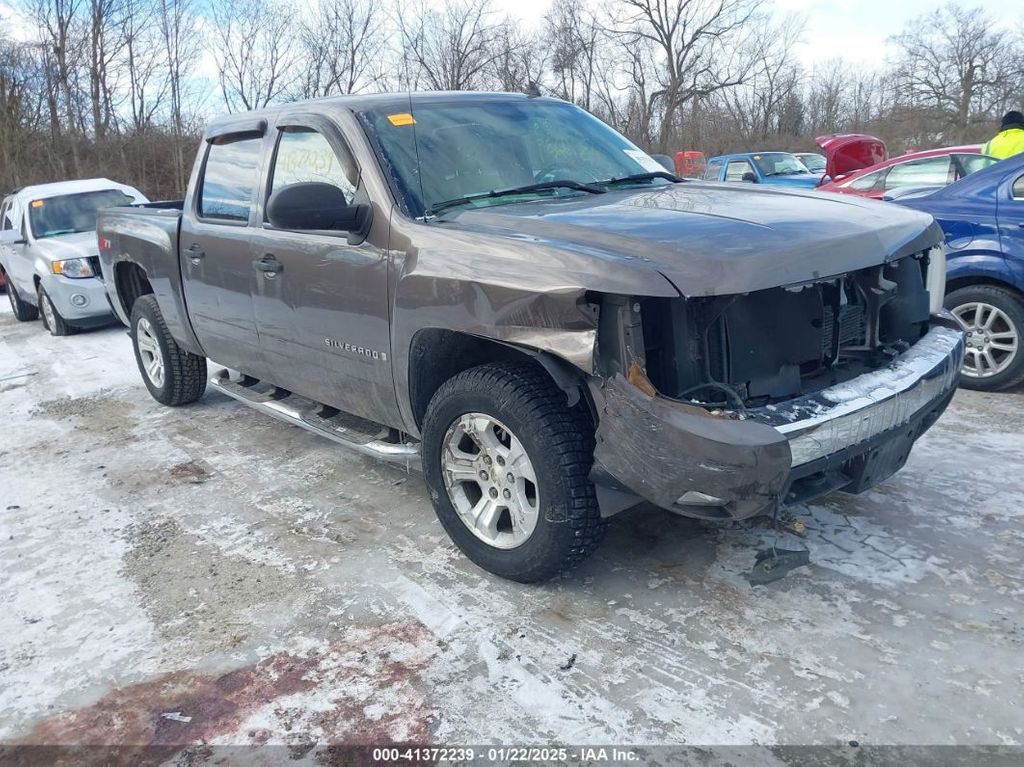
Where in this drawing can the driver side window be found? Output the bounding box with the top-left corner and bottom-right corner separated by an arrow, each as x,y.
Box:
725,160 -> 754,181
269,127 -> 358,206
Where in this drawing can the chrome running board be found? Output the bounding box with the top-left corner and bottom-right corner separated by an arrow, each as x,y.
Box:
209,369 -> 420,468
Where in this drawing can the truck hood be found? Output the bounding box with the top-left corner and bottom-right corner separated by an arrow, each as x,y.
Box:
761,173 -> 821,188
30,231 -> 99,262
440,182 -> 941,297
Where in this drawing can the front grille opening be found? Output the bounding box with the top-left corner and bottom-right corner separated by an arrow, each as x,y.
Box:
642,255 -> 932,408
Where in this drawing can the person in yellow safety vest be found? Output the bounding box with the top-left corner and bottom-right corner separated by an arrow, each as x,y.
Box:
983,111 -> 1024,160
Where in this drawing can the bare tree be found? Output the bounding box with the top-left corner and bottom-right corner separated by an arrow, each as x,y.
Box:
156,0 -> 201,191
891,3 -> 1020,142
490,20 -> 545,93
121,0 -> 166,132
30,0 -> 86,171
610,0 -> 767,151
396,0 -> 503,91
85,0 -> 126,139
210,0 -> 298,112
544,0 -> 603,110
719,14 -> 805,141
298,0 -> 387,98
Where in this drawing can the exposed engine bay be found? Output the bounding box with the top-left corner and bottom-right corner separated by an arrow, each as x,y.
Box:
637,251 -> 935,408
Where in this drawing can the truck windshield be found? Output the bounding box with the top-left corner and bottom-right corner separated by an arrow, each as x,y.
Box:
29,189 -> 134,239
358,99 -> 670,218
751,153 -> 812,177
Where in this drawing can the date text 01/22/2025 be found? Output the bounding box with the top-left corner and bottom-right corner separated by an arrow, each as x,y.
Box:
371,747 -> 640,762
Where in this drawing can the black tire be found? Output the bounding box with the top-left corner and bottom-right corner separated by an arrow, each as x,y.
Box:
945,285 -> 1024,392
130,294 -> 207,406
37,284 -> 75,336
422,362 -> 606,582
6,275 -> 39,321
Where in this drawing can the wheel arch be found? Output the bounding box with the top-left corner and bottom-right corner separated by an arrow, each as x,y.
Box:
113,261 -> 154,319
407,328 -> 592,433
945,274 -> 1024,301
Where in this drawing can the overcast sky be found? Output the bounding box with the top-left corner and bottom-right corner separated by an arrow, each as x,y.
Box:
2,0 -> 1020,70
490,0 -> 1018,70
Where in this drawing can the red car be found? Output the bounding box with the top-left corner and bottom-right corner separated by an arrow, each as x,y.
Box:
815,133 -> 999,199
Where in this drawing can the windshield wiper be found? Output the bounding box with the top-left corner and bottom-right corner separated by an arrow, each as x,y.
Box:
426,180 -> 605,218
598,171 -> 681,186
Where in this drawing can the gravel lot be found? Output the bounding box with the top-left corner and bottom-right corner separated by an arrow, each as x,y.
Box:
1,296 -> 1022,752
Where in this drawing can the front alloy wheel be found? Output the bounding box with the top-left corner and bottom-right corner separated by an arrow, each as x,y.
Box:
38,285 -> 73,336
421,362 -> 606,582
946,285 -> 1024,391
442,413 -> 540,550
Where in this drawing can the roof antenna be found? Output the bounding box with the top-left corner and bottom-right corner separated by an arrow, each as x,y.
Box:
407,90 -> 428,218
525,81 -> 541,98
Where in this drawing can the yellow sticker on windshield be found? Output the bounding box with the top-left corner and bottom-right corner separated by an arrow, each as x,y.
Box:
387,113 -> 416,126
31,200 -> 44,208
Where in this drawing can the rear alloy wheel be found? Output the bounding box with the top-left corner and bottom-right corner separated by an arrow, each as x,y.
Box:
37,284 -> 75,336
130,294 -> 207,406
6,275 -> 39,322
946,285 -> 1024,391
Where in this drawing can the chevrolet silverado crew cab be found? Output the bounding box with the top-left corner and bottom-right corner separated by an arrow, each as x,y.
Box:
1,179 -> 147,335
97,92 -> 964,582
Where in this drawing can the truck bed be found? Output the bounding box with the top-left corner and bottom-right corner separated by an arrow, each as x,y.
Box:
96,202 -> 200,354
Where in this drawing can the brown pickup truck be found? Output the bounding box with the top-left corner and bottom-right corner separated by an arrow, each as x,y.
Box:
97,92 -> 965,582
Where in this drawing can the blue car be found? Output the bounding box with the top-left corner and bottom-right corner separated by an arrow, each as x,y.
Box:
899,153 -> 1024,391
703,152 -> 821,188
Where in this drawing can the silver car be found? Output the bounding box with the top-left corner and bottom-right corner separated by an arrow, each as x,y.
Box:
0,179 -> 148,335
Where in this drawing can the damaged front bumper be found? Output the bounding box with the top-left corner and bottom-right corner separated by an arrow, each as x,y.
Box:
591,317 -> 965,519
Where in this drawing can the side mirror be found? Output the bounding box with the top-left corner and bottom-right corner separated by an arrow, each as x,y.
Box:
0,230 -> 25,245
741,172 -> 758,183
266,182 -> 371,244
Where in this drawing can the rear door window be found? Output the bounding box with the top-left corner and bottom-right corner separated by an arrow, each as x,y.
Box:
884,157 -> 953,191
198,136 -> 264,222
725,160 -> 754,181
1013,174 -> 1024,200
956,154 -> 999,179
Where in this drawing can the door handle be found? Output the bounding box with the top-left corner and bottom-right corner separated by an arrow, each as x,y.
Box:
185,243 -> 205,262
253,255 -> 283,274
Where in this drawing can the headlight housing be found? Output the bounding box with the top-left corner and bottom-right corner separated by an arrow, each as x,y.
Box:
925,245 -> 946,314
51,258 -> 95,279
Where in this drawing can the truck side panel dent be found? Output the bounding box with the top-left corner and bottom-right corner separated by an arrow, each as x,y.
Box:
387,218 -> 674,435
591,375 -> 792,519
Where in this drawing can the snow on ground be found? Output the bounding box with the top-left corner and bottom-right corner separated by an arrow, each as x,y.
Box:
1,297 -> 1023,753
